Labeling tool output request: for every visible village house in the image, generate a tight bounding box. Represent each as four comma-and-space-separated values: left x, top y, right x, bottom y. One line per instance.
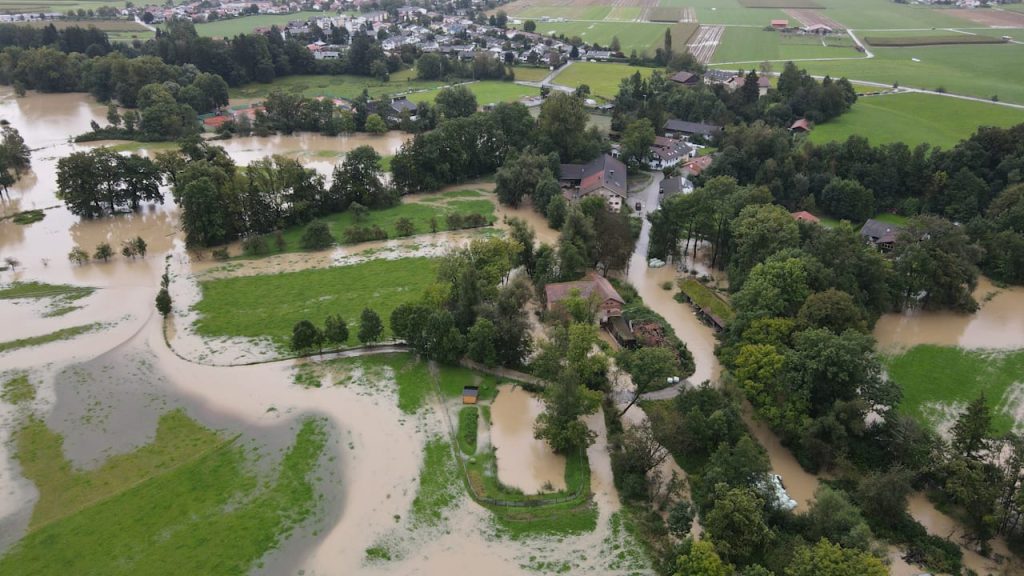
659, 175, 694, 199
668, 70, 701, 87
789, 118, 812, 133
648, 136, 695, 170
726, 74, 771, 97
790, 210, 820, 224
558, 154, 628, 212
681, 155, 713, 178
544, 273, 625, 323
860, 218, 902, 252
663, 119, 723, 141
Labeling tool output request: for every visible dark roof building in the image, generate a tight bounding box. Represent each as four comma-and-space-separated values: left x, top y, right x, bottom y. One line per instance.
660, 175, 694, 198
860, 218, 902, 251
664, 119, 723, 139
669, 71, 701, 86
559, 154, 628, 211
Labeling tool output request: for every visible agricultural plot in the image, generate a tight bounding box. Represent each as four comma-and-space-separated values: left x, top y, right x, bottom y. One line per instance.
784, 8, 844, 30
737, 0, 821, 7
796, 42, 1024, 104
645, 6, 684, 22
688, 25, 724, 64
946, 8, 1024, 27
410, 81, 537, 106
864, 35, 1007, 47
228, 72, 445, 101
191, 11, 327, 37
710, 27, 857, 63
552, 62, 655, 98
532, 21, 695, 55
511, 5, 612, 20
812, 0, 972, 29
808, 92, 1024, 150
606, 6, 643, 21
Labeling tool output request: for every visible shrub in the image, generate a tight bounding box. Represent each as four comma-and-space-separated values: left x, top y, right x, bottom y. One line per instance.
301, 221, 334, 250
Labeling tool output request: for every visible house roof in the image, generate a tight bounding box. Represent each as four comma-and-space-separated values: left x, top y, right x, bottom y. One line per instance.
771, 19, 789, 26
860, 219, 902, 244
559, 154, 627, 198
730, 75, 772, 89
682, 155, 713, 176
390, 97, 418, 113
790, 118, 811, 132
669, 70, 699, 84
664, 119, 723, 137
790, 210, 820, 223
660, 175, 692, 197
545, 273, 625, 308
462, 386, 479, 397
704, 69, 734, 84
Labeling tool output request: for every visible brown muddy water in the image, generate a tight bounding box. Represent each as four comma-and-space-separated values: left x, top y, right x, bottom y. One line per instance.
874, 276, 1024, 351
488, 384, 566, 494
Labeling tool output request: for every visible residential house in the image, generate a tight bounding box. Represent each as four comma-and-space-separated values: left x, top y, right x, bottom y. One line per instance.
681, 155, 713, 177
790, 210, 820, 224
387, 96, 419, 120
660, 175, 694, 198
860, 218, 902, 252
648, 136, 695, 170
669, 71, 701, 86
789, 118, 812, 133
558, 154, 628, 212
704, 69, 734, 85
544, 273, 625, 323
663, 119, 723, 141
727, 74, 771, 97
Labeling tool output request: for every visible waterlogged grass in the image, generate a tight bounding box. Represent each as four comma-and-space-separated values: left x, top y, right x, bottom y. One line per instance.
10, 209, 45, 225
229, 70, 444, 101
411, 436, 462, 527
0, 412, 329, 576
1, 373, 34, 404
0, 281, 95, 318
886, 346, 1024, 435
0, 322, 104, 353
458, 406, 478, 455
677, 277, 734, 322
195, 257, 439, 349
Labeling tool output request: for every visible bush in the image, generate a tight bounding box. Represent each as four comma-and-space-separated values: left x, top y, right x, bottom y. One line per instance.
459, 407, 478, 455
243, 235, 270, 256
68, 246, 89, 265
93, 242, 113, 262
301, 221, 334, 250
212, 247, 230, 260
155, 287, 172, 317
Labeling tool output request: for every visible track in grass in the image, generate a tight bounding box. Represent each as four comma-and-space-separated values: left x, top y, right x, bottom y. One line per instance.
688, 25, 724, 65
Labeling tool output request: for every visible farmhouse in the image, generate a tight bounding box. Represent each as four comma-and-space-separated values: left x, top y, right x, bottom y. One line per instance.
860, 219, 902, 252
648, 136, 695, 170
660, 175, 694, 198
726, 74, 771, 97
559, 154, 628, 212
663, 119, 723, 141
544, 273, 625, 323
669, 71, 701, 86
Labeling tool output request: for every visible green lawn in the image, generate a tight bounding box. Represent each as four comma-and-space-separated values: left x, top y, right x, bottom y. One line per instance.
711, 28, 859, 64
191, 11, 327, 37
228, 70, 445, 102
458, 406, 478, 455
872, 213, 909, 226
795, 42, 1024, 104
255, 194, 495, 257
553, 62, 657, 99
814, 0, 977, 29
194, 257, 439, 349
512, 66, 553, 82
410, 81, 537, 106
0, 411, 328, 576
886, 345, 1024, 435
0, 323, 104, 354
411, 436, 463, 527
809, 93, 1024, 149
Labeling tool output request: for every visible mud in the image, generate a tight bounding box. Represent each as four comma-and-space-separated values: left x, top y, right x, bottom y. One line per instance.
874, 276, 1024, 351
489, 384, 566, 494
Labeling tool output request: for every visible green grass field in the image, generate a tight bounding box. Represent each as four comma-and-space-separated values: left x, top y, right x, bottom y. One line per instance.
678, 278, 735, 321
711, 28, 859, 64
814, 0, 976, 29
458, 406, 478, 455
531, 21, 688, 56
11, 19, 147, 31
511, 6, 612, 20
255, 192, 494, 257
552, 62, 655, 99
796, 42, 1024, 104
194, 257, 439, 349
410, 81, 537, 106
606, 6, 643, 21
809, 93, 1024, 149
411, 436, 463, 527
0, 411, 328, 576
191, 11, 327, 37
512, 65, 553, 82
886, 345, 1024, 435
229, 70, 445, 102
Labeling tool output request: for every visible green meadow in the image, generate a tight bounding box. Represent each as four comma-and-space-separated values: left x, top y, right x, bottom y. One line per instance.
552, 62, 655, 99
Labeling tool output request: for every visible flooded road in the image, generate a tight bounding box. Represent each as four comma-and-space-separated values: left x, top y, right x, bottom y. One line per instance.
489, 384, 566, 494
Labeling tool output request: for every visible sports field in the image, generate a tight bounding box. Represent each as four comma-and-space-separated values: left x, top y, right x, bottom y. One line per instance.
552, 62, 655, 98
808, 92, 1024, 150
191, 11, 326, 37
710, 28, 857, 63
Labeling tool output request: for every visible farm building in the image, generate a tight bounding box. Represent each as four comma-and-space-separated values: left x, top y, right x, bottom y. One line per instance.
669, 71, 701, 86
545, 273, 625, 323
559, 154, 628, 212
664, 119, 723, 140
790, 210, 820, 224
790, 118, 812, 133
771, 19, 789, 30
860, 219, 903, 252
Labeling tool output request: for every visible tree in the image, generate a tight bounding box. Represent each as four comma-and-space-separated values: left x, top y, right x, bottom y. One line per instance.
729, 204, 800, 289
0, 126, 31, 198
93, 242, 113, 262
892, 215, 982, 311
524, 19, 536, 33
291, 319, 324, 353
703, 485, 773, 565
617, 346, 679, 416
803, 486, 872, 551
300, 221, 334, 250
467, 317, 498, 366
395, 217, 414, 236
785, 539, 887, 576
668, 500, 695, 538
358, 307, 384, 344
534, 354, 601, 453
536, 92, 600, 162
324, 314, 349, 346
435, 85, 478, 119
155, 287, 172, 317
610, 36, 621, 53
855, 467, 913, 530
364, 113, 388, 133
952, 394, 993, 459
675, 540, 731, 576
329, 146, 391, 210
820, 178, 875, 222
68, 246, 89, 265
494, 150, 557, 208
664, 28, 673, 56
796, 289, 867, 334
620, 118, 656, 169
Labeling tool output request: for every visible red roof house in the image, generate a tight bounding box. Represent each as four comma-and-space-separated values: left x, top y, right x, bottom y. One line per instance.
790, 211, 820, 224
545, 273, 625, 323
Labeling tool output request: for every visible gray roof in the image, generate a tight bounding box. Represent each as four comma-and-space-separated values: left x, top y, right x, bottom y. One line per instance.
659, 176, 691, 197
860, 219, 902, 244
664, 119, 722, 137
559, 154, 627, 198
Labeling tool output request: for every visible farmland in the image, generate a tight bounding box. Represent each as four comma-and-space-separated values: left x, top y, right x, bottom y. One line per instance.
737, 0, 821, 8
864, 35, 1007, 47
530, 21, 697, 55
228, 70, 445, 101
551, 61, 654, 98
191, 11, 327, 37
808, 92, 1024, 150
711, 28, 857, 63
410, 81, 537, 106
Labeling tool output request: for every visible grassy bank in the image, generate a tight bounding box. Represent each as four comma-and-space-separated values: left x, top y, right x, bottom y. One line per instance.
809, 93, 1024, 149
0, 323, 105, 353
0, 411, 329, 575
885, 345, 1024, 435
194, 257, 439, 349
0, 281, 94, 317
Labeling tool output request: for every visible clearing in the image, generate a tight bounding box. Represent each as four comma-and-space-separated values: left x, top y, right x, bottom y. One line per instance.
808, 92, 1024, 149
410, 82, 537, 106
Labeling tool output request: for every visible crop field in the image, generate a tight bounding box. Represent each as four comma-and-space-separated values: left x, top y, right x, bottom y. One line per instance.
646, 7, 684, 22
194, 257, 439, 348
737, 0, 821, 8
796, 42, 1024, 104
191, 11, 327, 37
864, 35, 1007, 47
945, 7, 1024, 27
510, 5, 612, 20
808, 92, 1024, 150
0, 1, 122, 14
606, 6, 643, 21
710, 28, 857, 63
532, 21, 695, 55
552, 62, 655, 98
812, 0, 974, 29
886, 345, 1024, 435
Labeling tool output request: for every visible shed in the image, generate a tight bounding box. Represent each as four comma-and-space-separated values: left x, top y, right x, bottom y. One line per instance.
789, 118, 812, 133
771, 19, 789, 30
462, 386, 480, 405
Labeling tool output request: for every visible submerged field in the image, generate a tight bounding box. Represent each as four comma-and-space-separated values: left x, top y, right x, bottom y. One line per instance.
809, 93, 1024, 149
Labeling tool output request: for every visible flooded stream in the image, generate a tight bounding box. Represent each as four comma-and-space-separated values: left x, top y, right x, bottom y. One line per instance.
489, 384, 566, 494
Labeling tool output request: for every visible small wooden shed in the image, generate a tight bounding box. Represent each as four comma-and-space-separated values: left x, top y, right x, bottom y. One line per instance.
462, 386, 480, 405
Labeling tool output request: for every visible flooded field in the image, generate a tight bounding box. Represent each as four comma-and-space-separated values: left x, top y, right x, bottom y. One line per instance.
489, 385, 566, 494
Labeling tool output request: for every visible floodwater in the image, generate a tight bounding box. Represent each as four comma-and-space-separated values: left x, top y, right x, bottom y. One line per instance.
874, 276, 1024, 351
488, 384, 566, 494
